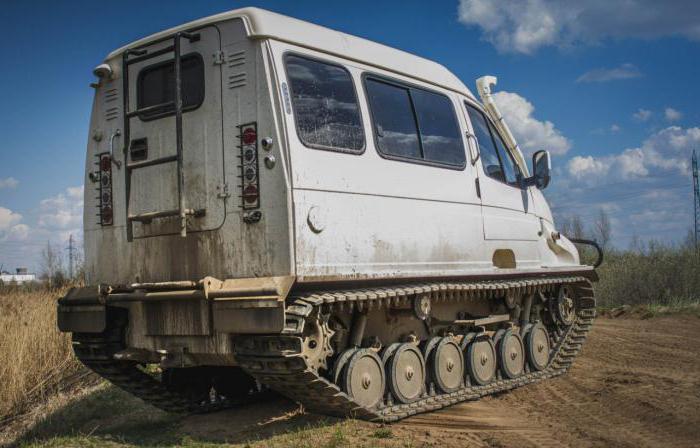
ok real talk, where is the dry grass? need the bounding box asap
[0,287,88,427]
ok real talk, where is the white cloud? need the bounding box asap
[493,91,571,156]
[610,124,621,133]
[576,64,642,83]
[633,109,652,122]
[457,0,700,54]
[38,185,84,230]
[0,207,22,231]
[0,177,18,189]
[567,126,699,185]
[665,107,682,122]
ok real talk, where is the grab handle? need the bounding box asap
[568,238,604,268]
[109,129,122,169]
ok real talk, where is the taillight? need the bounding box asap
[238,123,260,210]
[96,153,114,226]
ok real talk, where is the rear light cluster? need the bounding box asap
[238,122,260,210]
[96,152,114,226]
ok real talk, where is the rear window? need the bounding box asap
[137,53,204,120]
[365,77,465,167]
[285,54,365,153]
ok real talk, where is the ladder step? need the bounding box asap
[127,155,177,170]
[126,101,175,118]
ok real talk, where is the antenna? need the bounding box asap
[693,150,699,249]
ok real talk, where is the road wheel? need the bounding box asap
[465,336,496,386]
[342,349,385,409]
[497,328,525,379]
[524,323,551,371]
[383,343,425,403]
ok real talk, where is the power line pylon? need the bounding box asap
[67,234,74,280]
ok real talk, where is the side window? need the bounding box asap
[488,122,520,185]
[411,89,465,166]
[137,53,204,121]
[365,76,465,167]
[285,54,365,152]
[364,79,421,158]
[465,103,505,182]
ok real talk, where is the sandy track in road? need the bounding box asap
[396,315,700,447]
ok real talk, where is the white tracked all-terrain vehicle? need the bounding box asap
[58,8,602,421]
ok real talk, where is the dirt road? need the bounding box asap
[9,315,700,447]
[397,315,700,447]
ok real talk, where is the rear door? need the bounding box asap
[463,101,539,241]
[125,26,225,238]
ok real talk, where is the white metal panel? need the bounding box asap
[105,8,475,101]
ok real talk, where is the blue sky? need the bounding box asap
[1,0,699,272]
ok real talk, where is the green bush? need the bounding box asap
[592,243,700,307]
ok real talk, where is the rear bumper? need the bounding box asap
[57,276,295,335]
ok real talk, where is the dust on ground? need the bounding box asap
[5,315,700,448]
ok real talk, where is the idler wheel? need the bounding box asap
[427,337,464,393]
[551,286,576,326]
[465,336,497,386]
[382,343,425,404]
[496,328,525,379]
[342,349,385,409]
[524,323,551,371]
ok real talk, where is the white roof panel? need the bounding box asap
[106,7,475,99]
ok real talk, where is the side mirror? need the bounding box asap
[528,150,551,189]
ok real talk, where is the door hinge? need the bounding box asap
[217,182,231,199]
[475,178,481,199]
[213,51,225,65]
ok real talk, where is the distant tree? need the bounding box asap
[40,241,67,288]
[593,209,612,251]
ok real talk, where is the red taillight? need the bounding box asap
[238,123,260,210]
[97,153,114,226]
[242,127,257,145]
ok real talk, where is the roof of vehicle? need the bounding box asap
[106,7,476,99]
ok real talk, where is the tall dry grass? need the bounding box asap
[0,287,86,424]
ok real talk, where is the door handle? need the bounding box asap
[465,131,480,165]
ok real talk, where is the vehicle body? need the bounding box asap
[58,7,597,420]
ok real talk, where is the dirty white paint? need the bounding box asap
[83,8,581,286]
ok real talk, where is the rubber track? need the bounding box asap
[72,339,262,414]
[235,276,596,422]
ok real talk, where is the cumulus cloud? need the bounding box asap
[665,107,682,122]
[633,109,652,122]
[493,91,571,156]
[0,206,29,242]
[576,64,642,83]
[610,124,621,133]
[457,0,700,54]
[0,177,18,189]
[567,126,700,185]
[38,185,84,230]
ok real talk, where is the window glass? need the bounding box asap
[489,122,520,185]
[465,103,505,182]
[286,55,364,152]
[365,78,421,159]
[411,89,465,166]
[137,54,204,120]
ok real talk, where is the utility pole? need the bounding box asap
[67,234,74,280]
[693,150,699,249]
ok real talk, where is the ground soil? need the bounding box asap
[5,315,700,447]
